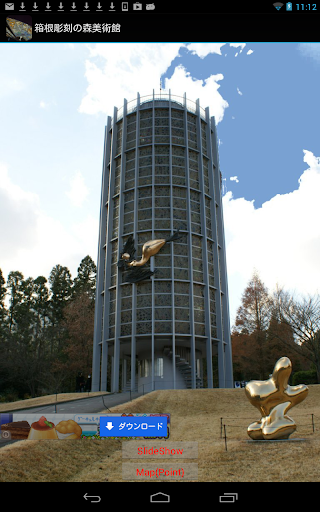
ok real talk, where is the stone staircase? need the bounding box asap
[122,378,138,392]
[163,347,202,389]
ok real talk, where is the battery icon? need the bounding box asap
[219,493,239,503]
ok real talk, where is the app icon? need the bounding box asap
[133,2,142,9]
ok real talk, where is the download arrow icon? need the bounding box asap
[106,421,114,430]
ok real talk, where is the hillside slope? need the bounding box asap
[1,387,319,482]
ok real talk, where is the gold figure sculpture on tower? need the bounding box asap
[118,229,182,283]
[245,357,308,440]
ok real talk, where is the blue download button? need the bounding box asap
[100,416,167,437]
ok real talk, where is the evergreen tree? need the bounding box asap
[0,268,7,339]
[48,264,73,354]
[72,255,97,303]
[0,269,9,395]
[0,256,97,399]
[48,264,73,324]
[7,270,24,333]
[33,276,50,358]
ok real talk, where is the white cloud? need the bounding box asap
[0,163,95,281]
[0,162,40,256]
[301,149,320,177]
[39,99,57,110]
[186,43,226,58]
[298,43,320,63]
[163,65,229,124]
[79,43,183,116]
[230,43,246,56]
[186,43,251,59]
[223,150,320,325]
[0,77,25,99]
[79,43,230,124]
[230,176,239,183]
[65,171,89,207]
[71,214,99,256]
[237,87,243,96]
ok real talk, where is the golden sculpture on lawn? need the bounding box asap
[245,357,308,440]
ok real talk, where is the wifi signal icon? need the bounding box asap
[273,2,284,9]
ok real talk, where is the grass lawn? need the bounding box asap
[1,386,319,482]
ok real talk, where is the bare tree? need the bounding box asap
[271,286,320,382]
[233,270,272,335]
[232,270,273,379]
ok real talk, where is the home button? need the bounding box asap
[150,492,170,503]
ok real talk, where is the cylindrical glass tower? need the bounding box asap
[92,91,233,392]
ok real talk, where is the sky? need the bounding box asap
[1,42,320,326]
